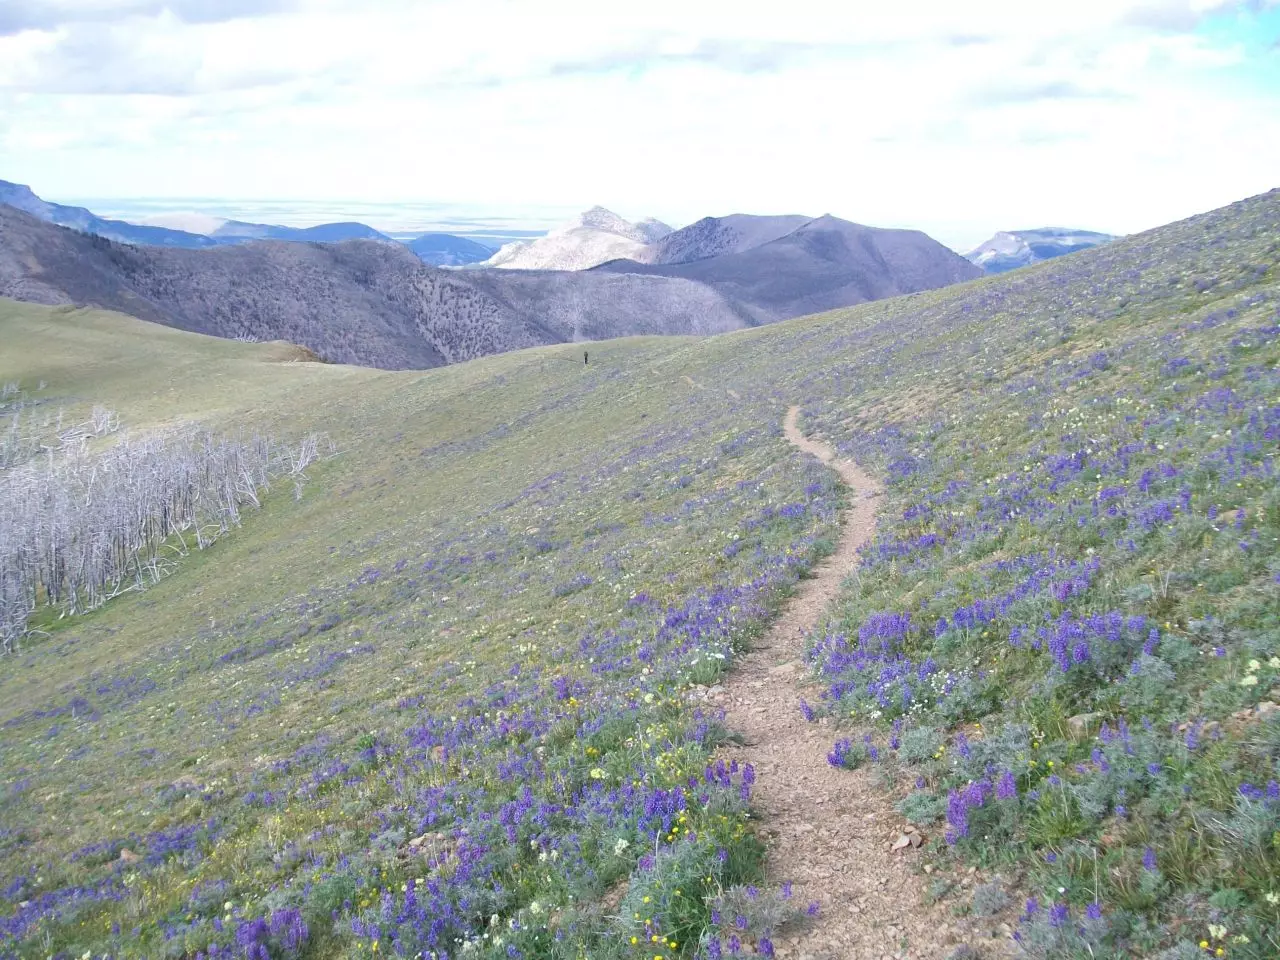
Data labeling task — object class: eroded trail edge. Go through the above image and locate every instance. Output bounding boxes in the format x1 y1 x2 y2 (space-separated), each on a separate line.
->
713 407 951 960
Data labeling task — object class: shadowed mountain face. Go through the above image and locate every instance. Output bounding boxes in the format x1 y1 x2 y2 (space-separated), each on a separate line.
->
405 233 495 267
0 205 750 368
596 214 982 323
641 213 814 264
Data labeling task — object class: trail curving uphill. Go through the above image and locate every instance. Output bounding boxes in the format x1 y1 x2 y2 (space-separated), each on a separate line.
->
715 407 957 959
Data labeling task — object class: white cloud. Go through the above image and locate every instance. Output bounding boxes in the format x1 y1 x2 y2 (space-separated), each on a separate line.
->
0 0 1277 249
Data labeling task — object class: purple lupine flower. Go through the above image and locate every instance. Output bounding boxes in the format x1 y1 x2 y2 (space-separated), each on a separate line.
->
827 738 853 767
946 788 970 840
758 936 775 957
996 769 1017 800
1048 903 1069 928
1185 722 1201 752
1086 902 1102 921
1142 847 1157 871
806 901 820 917
1023 897 1039 919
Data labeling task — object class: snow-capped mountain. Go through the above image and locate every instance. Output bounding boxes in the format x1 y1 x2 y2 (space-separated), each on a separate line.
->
965 228 1116 274
481 206 673 271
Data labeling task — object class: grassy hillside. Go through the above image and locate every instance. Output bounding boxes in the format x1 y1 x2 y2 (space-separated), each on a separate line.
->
1 187 1278 959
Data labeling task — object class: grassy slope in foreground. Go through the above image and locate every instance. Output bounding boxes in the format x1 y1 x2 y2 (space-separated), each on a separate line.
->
0 300 843 959
1 186 1279 959
789 190 1280 959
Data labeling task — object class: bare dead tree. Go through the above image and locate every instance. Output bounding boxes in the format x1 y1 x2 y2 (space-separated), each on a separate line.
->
0 417 328 654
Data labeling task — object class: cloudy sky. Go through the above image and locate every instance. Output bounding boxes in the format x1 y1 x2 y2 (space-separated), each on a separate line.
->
1 0 1278 249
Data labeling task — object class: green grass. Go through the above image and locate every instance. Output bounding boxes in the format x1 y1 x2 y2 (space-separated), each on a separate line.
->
1 186 1278 959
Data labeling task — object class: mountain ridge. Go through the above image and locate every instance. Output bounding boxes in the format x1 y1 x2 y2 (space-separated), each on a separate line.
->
596 214 982 323
0 203 750 368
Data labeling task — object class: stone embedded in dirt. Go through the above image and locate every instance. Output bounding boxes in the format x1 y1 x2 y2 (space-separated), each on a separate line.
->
1255 700 1280 720
891 833 913 852
1066 712 1101 738
118 848 139 863
600 877 628 914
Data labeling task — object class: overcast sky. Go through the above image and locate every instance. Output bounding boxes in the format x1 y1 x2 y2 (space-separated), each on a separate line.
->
1 0 1278 250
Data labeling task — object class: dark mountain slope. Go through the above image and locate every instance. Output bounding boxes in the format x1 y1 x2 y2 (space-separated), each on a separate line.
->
597 214 982 323
462 269 751 341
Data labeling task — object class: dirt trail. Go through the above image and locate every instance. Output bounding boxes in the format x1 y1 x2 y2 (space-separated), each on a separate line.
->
714 407 957 959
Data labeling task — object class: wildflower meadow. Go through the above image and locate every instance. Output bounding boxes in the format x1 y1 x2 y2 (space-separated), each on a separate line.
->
1 188 1278 958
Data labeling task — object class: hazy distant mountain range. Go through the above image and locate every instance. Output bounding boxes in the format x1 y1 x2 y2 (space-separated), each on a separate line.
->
0 192 981 369
0 179 226 249
0 179 495 266
965 228 1117 274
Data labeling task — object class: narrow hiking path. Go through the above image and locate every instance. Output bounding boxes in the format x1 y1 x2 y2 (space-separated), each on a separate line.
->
712 407 959 960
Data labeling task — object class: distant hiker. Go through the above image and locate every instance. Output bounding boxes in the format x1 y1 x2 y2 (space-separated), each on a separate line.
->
584 350 589 365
